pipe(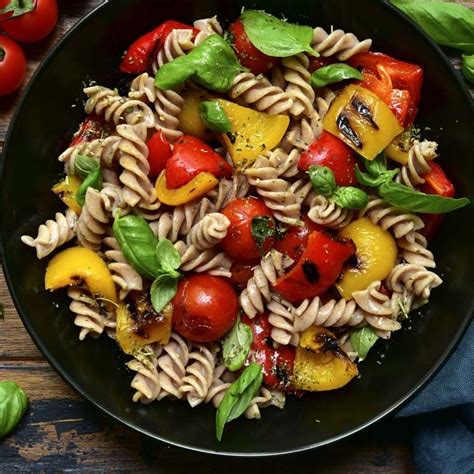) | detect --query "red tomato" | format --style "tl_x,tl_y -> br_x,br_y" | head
221,197 -> 276,264
229,19 -> 278,75
274,216 -> 322,264
298,132 -> 358,186
0,35 -> 26,96
2,0 -> 58,43
229,263 -> 254,291
172,274 -> 238,342
146,130 -> 172,177
69,115 -> 109,147
165,135 -> 233,189
308,56 -> 336,74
